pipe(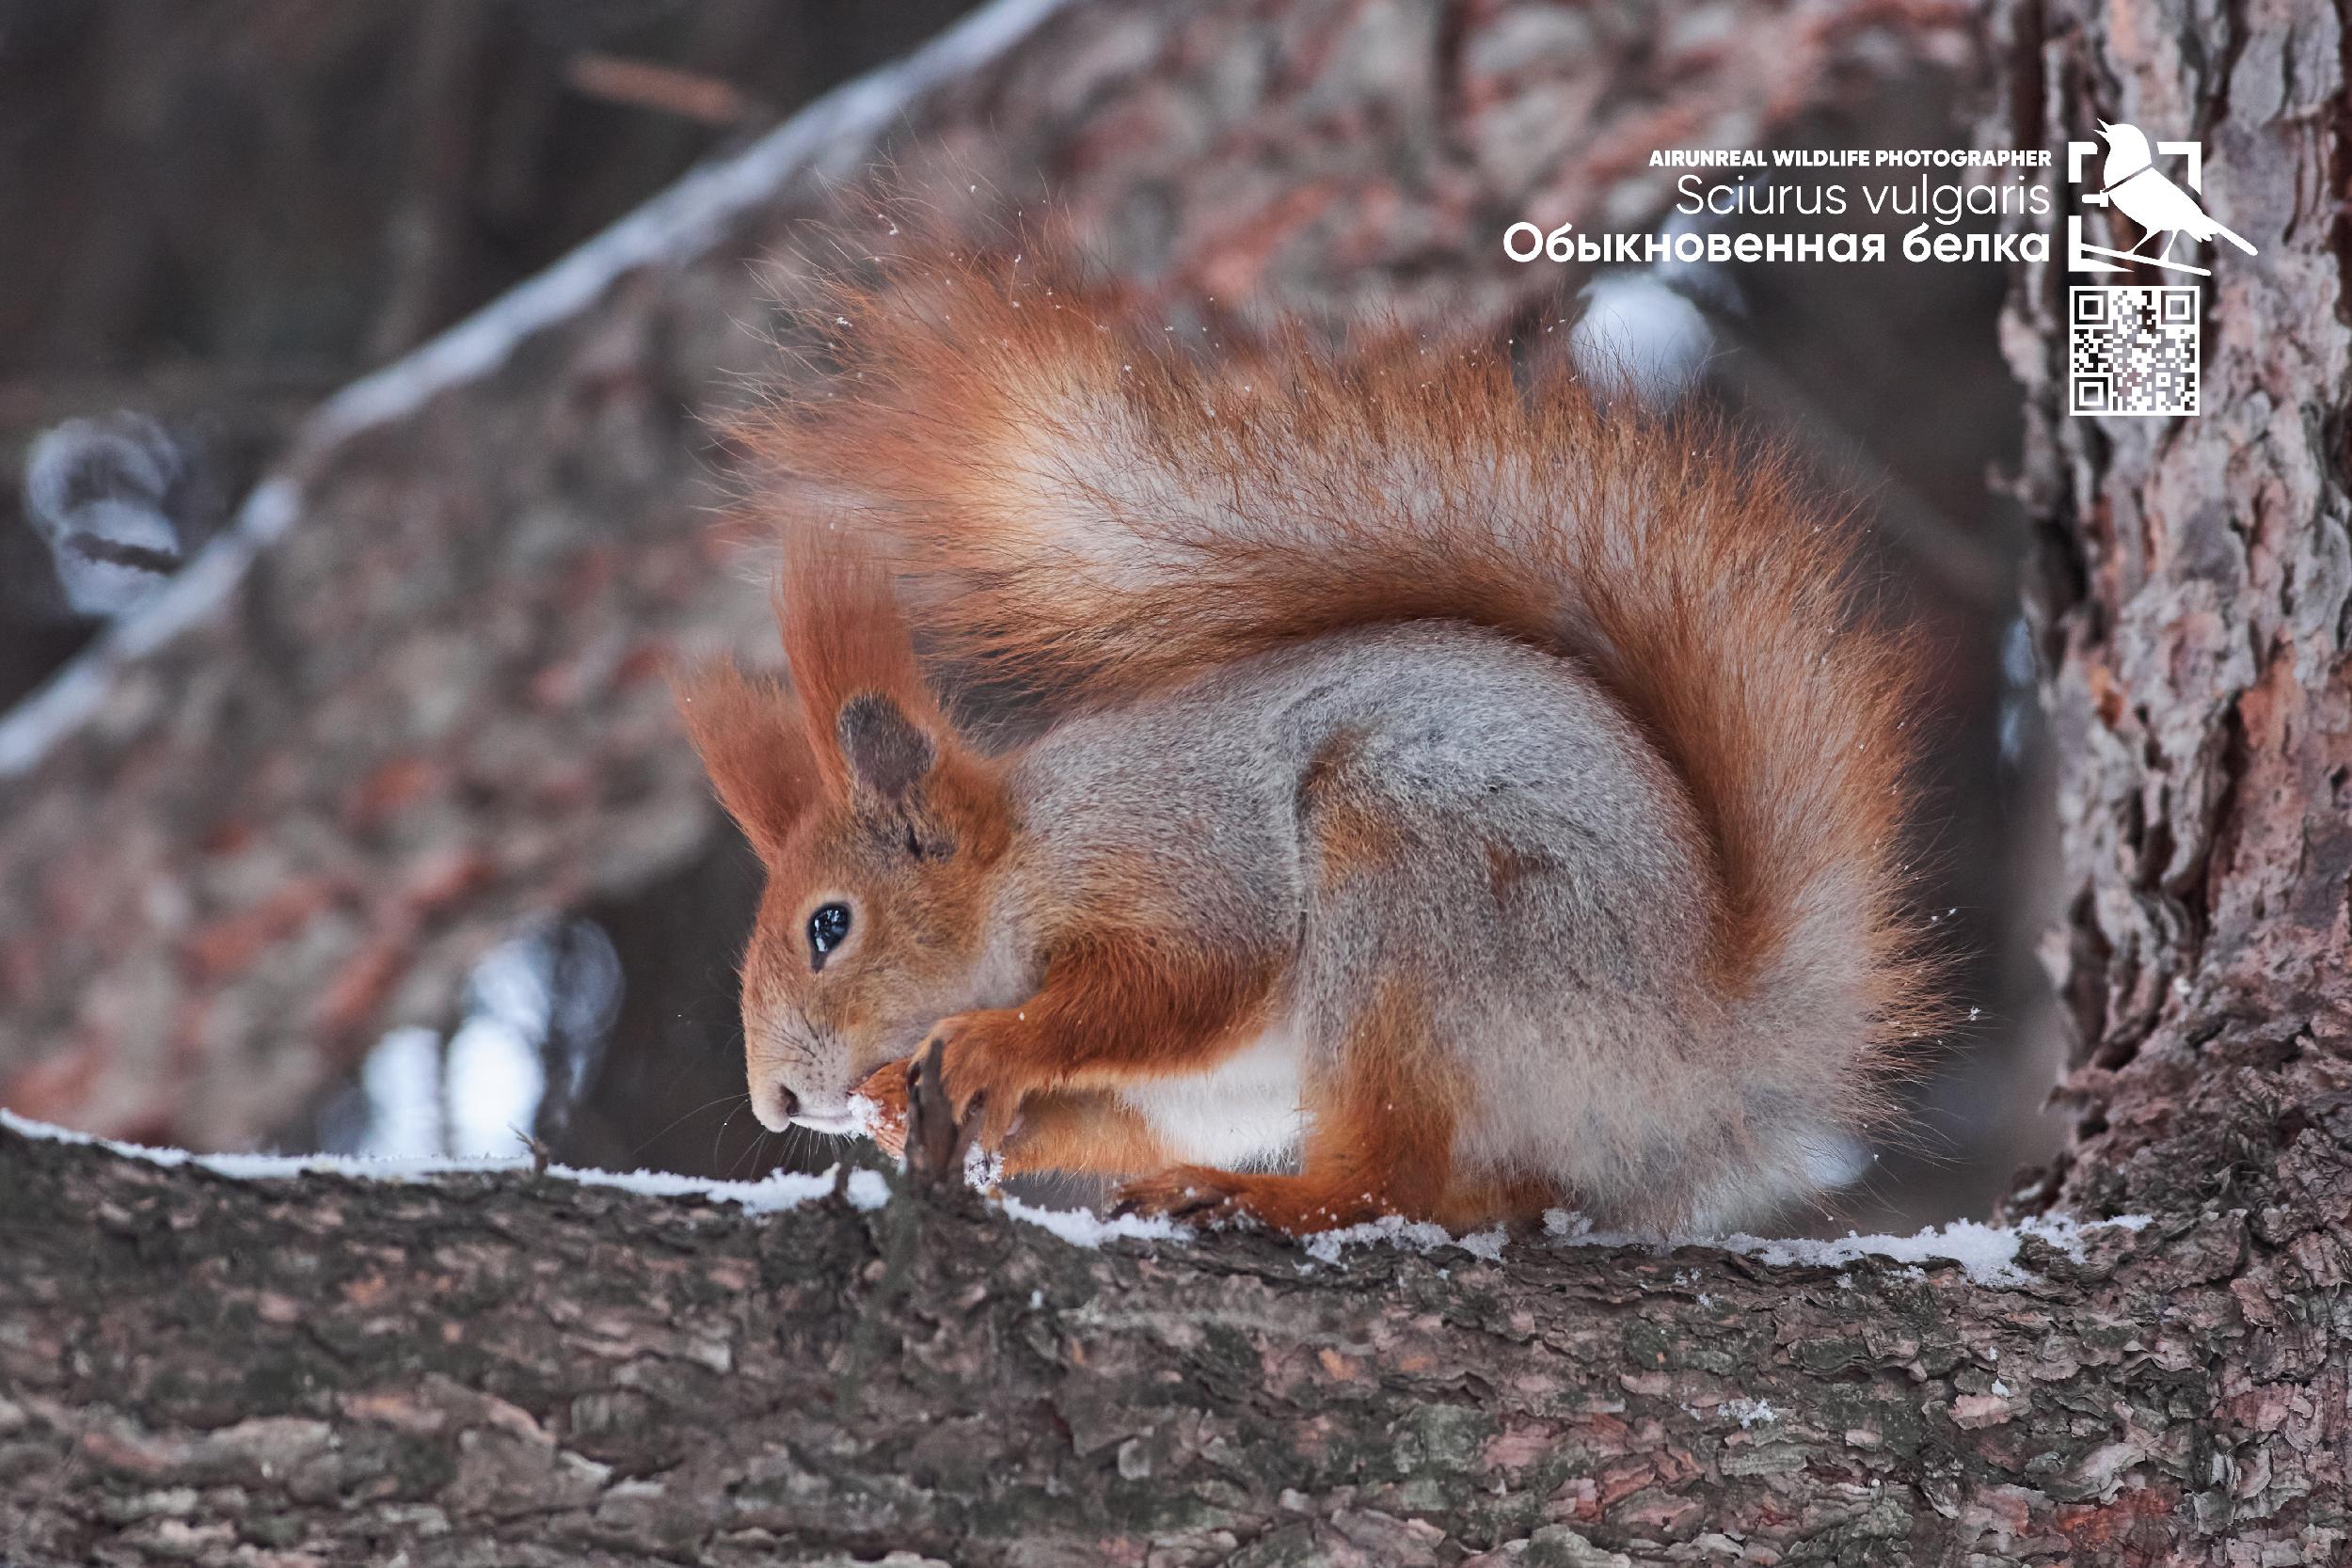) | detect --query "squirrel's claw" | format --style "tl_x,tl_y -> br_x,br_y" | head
920,1015 -> 1032,1152
901,1037 -> 986,1184
1108,1167 -> 1253,1226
